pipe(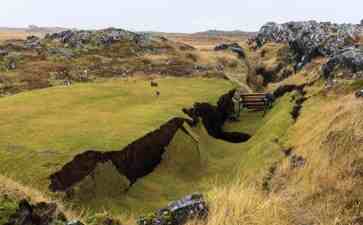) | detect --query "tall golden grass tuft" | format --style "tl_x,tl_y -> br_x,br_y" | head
187,181 -> 291,225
